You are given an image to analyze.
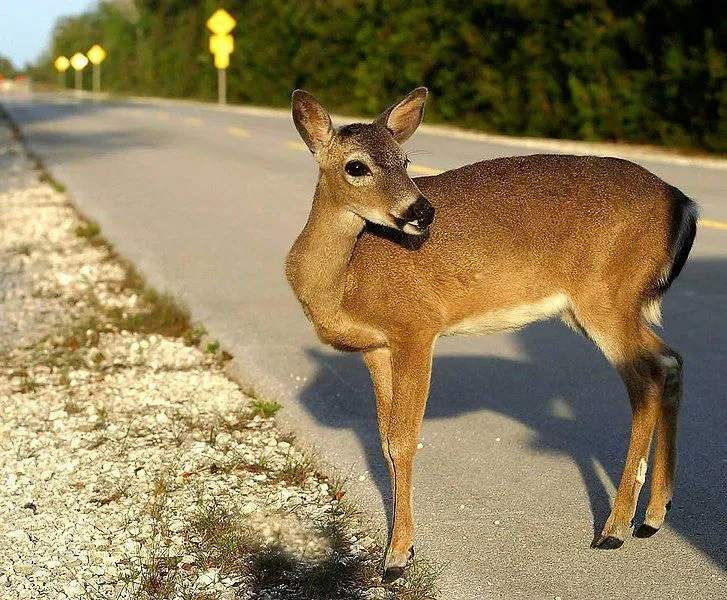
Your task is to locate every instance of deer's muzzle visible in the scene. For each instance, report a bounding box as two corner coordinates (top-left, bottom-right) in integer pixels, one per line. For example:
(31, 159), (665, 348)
(395, 196), (435, 235)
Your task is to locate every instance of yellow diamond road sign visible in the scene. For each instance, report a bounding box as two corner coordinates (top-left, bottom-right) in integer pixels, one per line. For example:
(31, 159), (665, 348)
(207, 9), (236, 35)
(54, 56), (70, 72)
(70, 52), (89, 71)
(210, 33), (233, 55)
(87, 45), (107, 65)
(214, 53), (230, 69)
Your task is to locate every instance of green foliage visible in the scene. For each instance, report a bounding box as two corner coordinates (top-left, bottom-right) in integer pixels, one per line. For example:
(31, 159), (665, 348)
(0, 55), (16, 78)
(31, 0), (726, 152)
(250, 398), (281, 418)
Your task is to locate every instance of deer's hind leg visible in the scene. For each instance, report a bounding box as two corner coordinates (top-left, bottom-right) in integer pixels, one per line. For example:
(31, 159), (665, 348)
(569, 306), (667, 549)
(634, 328), (683, 538)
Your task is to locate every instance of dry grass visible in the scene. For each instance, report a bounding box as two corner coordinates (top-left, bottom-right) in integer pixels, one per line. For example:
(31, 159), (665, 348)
(273, 453), (316, 487)
(135, 555), (179, 599)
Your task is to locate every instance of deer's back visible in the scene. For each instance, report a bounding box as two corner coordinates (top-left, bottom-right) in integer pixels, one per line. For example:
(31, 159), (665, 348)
(345, 154), (681, 333)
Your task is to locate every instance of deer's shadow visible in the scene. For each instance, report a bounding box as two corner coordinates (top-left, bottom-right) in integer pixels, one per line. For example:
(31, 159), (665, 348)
(298, 257), (727, 571)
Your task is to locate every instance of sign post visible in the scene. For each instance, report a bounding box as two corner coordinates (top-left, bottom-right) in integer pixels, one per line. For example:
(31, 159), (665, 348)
(54, 56), (70, 89)
(87, 45), (107, 93)
(70, 53), (89, 92)
(206, 9), (236, 105)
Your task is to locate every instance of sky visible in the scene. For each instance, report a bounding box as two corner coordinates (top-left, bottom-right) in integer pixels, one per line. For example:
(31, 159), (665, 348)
(0, 0), (98, 68)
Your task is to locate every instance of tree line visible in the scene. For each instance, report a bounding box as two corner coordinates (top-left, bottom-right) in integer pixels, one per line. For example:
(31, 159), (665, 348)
(30, 0), (726, 153)
(0, 55), (17, 79)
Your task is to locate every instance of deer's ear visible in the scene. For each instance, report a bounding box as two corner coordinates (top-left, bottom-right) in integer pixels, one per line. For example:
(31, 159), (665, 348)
(292, 90), (334, 157)
(375, 87), (428, 144)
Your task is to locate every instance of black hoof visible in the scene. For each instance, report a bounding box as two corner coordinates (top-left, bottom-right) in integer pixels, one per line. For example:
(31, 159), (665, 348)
(591, 535), (624, 550)
(634, 524), (660, 538)
(408, 545), (415, 559)
(666, 500), (672, 511)
(382, 566), (405, 584)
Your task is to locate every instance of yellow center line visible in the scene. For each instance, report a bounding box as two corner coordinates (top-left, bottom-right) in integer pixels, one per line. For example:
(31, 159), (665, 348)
(227, 126), (251, 138)
(285, 140), (308, 151)
(408, 163), (442, 175)
(699, 218), (727, 231)
(183, 116), (203, 126)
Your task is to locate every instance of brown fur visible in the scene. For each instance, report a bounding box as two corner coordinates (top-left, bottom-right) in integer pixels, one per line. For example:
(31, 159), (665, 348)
(286, 88), (697, 578)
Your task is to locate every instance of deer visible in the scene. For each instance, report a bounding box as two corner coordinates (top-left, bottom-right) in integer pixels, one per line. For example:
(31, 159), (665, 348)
(285, 87), (697, 582)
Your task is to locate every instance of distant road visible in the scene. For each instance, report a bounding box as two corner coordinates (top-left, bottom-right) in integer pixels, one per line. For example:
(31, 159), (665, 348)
(3, 92), (726, 599)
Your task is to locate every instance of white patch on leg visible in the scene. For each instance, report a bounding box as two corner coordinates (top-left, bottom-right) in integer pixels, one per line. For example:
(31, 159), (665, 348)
(636, 458), (648, 485)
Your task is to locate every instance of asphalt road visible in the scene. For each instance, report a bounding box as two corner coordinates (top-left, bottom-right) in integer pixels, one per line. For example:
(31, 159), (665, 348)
(3, 91), (726, 599)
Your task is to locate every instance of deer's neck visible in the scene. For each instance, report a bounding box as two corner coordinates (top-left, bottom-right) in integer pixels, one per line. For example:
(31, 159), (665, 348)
(286, 183), (364, 329)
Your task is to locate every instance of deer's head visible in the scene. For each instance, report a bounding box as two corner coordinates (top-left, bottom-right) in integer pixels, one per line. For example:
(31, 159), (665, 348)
(291, 88), (434, 236)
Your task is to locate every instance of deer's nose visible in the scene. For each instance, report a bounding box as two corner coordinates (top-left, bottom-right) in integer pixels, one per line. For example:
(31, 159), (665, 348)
(407, 196), (435, 229)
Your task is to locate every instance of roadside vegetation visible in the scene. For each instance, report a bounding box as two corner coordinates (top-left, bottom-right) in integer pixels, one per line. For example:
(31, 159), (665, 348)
(29, 1), (726, 153)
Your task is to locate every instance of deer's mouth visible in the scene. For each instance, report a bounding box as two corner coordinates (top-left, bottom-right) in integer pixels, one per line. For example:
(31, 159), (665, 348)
(393, 218), (429, 235)
(391, 196), (435, 235)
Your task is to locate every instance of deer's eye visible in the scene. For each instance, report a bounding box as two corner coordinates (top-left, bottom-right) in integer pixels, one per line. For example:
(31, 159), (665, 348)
(344, 161), (370, 177)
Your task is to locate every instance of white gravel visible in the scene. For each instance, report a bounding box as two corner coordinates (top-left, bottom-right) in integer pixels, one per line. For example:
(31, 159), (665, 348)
(0, 117), (431, 599)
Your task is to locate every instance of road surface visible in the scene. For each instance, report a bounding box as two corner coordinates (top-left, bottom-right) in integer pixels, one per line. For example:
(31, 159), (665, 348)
(3, 92), (726, 599)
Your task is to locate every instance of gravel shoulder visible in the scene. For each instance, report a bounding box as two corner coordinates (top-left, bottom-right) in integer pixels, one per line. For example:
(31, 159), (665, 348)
(0, 113), (438, 600)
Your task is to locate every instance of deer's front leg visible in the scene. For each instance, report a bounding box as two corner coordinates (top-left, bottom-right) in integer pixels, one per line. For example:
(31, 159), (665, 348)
(377, 339), (434, 582)
(363, 348), (394, 475)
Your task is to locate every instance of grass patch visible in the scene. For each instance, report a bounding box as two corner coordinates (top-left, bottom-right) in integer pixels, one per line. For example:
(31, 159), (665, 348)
(75, 220), (101, 239)
(136, 555), (179, 599)
(17, 376), (40, 394)
(11, 242), (32, 256)
(240, 453), (270, 475)
(92, 261), (202, 344)
(279, 430), (297, 445)
(92, 405), (109, 430)
(247, 501), (377, 600)
(250, 398), (281, 418)
(91, 477), (128, 506)
(178, 493), (441, 600)
(64, 399), (83, 414)
(188, 502), (261, 572)
(105, 289), (194, 339)
(38, 171), (66, 193)
(248, 544), (374, 600)
(274, 453), (315, 487)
